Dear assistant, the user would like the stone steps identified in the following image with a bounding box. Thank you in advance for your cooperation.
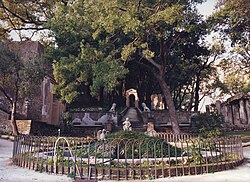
[121,107,145,131]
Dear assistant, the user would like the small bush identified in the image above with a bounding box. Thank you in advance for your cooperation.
[107,130,181,158]
[191,112,225,137]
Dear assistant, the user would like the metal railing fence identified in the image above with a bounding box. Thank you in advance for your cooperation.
[12,133,243,180]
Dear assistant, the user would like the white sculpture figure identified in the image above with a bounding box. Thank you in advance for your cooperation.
[97,114,108,124]
[72,117,82,125]
[144,122,157,137]
[142,102,150,112]
[82,112,96,125]
[97,129,107,141]
[109,103,116,112]
[123,117,132,131]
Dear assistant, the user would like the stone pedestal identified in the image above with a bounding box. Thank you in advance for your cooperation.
[105,120,113,132]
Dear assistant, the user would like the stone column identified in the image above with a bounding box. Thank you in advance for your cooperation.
[232,104,240,127]
[216,100,221,114]
[246,99,250,126]
[239,100,247,124]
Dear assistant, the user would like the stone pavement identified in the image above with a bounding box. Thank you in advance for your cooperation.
[0,138,73,182]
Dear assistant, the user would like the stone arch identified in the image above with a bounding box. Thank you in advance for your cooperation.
[126,89,139,108]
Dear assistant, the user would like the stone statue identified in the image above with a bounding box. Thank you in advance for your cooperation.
[123,117,132,131]
[82,113,96,125]
[97,129,107,141]
[142,102,150,112]
[109,103,116,112]
[144,122,157,137]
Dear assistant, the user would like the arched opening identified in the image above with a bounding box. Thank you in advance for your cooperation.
[129,94,135,107]
[126,88,139,108]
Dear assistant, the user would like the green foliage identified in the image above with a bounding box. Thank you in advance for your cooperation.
[191,112,225,137]
[0,130,8,135]
[47,1,129,104]
[60,112,73,134]
[182,142,204,164]
[35,165,44,173]
[107,131,181,158]
[91,59,128,96]
[0,0,63,40]
[209,0,250,98]
[107,130,148,140]
[47,0,211,113]
[0,43,44,134]
[67,171,76,179]
[0,43,44,101]
[210,0,249,46]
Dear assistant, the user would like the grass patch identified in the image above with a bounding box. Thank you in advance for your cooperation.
[224,130,250,142]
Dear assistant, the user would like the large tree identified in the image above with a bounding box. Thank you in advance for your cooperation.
[209,0,250,96]
[0,42,44,135]
[48,0,209,134]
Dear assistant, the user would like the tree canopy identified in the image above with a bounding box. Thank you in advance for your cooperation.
[0,0,67,40]
[46,0,211,133]
[209,0,250,96]
[2,0,250,134]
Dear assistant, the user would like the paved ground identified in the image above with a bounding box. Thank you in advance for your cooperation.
[0,138,250,182]
[0,139,73,182]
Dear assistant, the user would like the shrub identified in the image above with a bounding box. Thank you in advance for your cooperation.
[191,112,225,137]
[106,130,181,158]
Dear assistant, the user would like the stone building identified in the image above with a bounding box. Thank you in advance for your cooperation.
[216,93,250,130]
[0,41,65,134]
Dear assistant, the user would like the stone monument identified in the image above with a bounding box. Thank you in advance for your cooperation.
[109,103,116,113]
[144,122,157,137]
[142,102,150,112]
[97,129,107,141]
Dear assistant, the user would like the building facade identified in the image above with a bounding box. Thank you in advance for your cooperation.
[0,41,64,133]
[217,93,250,130]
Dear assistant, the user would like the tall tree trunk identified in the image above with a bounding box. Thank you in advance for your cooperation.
[10,100,19,136]
[194,74,200,112]
[187,81,195,112]
[157,73,180,134]
[141,37,181,134]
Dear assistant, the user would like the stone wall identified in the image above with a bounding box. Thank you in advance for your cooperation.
[8,40,44,61]
[150,110,191,126]
[0,111,11,134]
[217,93,250,130]
[5,41,65,127]
[41,76,65,126]
[16,120,32,135]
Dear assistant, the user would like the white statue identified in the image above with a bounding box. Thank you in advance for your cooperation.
[109,103,116,112]
[144,122,157,137]
[72,117,82,125]
[142,102,150,112]
[123,117,132,131]
[97,129,107,141]
[82,113,96,125]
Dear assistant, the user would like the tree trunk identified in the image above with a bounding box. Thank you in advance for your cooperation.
[187,81,195,112]
[194,74,200,112]
[10,100,19,136]
[157,74,180,134]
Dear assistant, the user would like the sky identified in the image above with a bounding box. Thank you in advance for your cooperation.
[197,0,217,17]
